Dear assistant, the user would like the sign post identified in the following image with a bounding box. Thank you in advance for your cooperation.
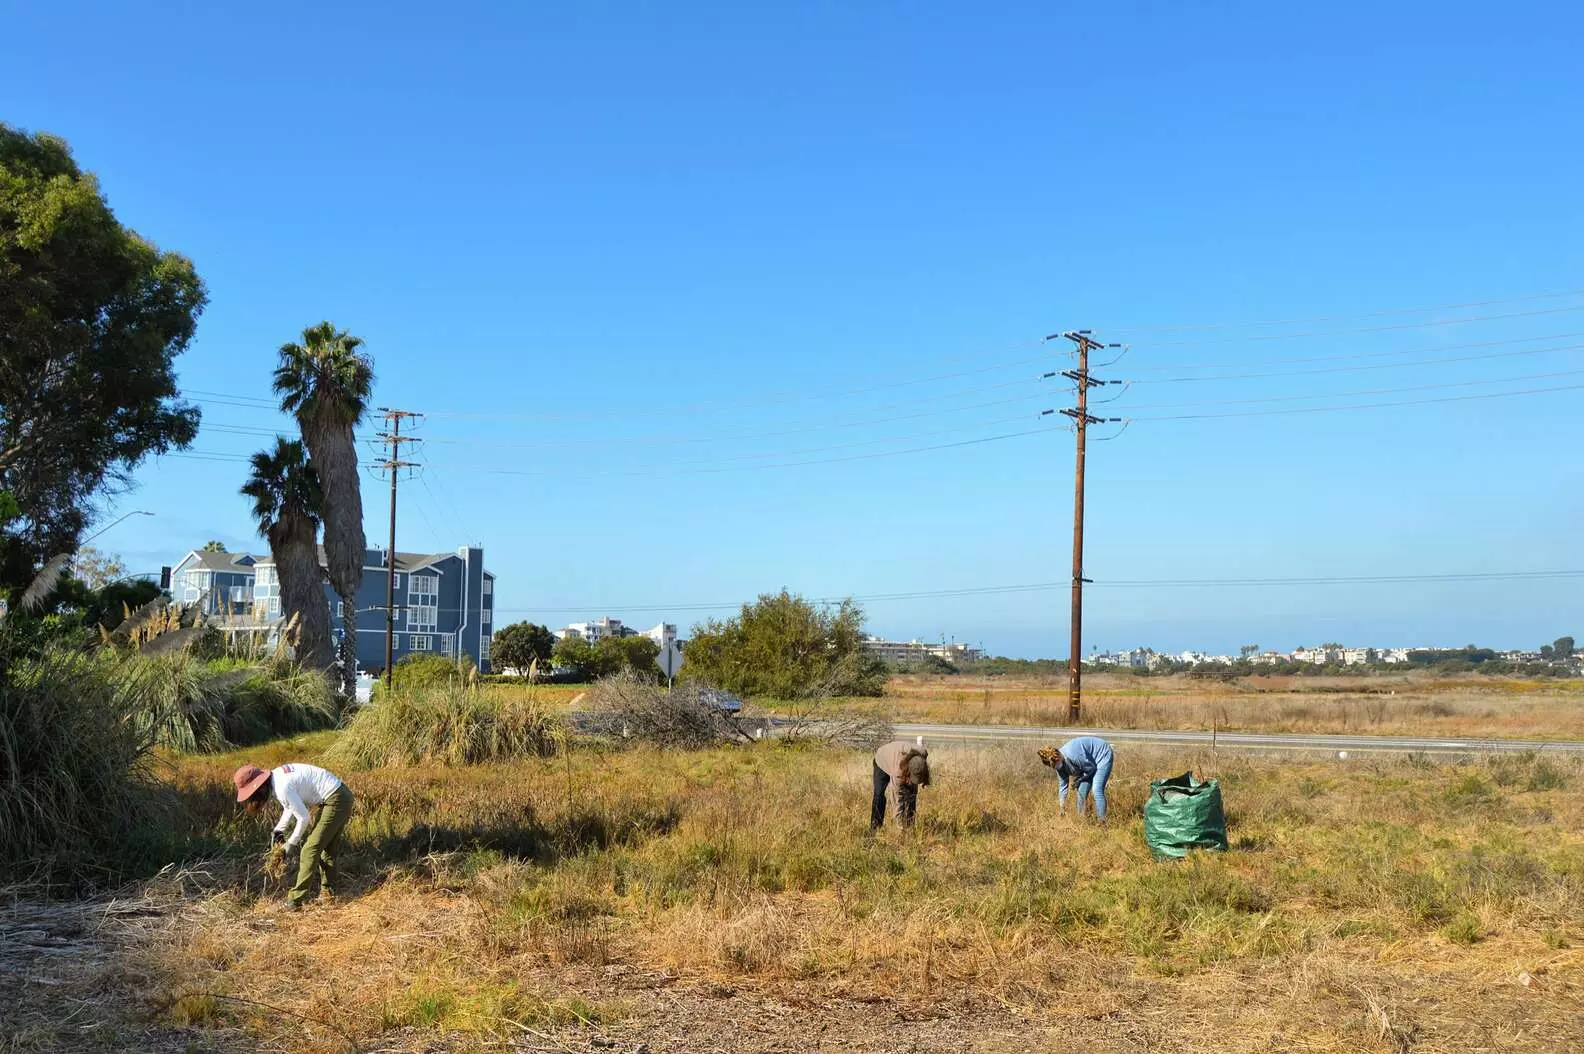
[655,642,683,688]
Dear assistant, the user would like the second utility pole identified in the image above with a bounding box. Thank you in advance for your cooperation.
[1048,331,1120,723]
[376,408,423,686]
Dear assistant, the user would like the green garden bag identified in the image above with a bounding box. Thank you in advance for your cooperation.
[1143,772,1229,859]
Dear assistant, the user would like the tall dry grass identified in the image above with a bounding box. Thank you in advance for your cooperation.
[0,649,163,883]
[327,682,563,768]
[884,672,1584,738]
[142,737,1584,1051]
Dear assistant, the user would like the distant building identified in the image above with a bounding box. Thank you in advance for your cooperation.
[643,623,680,650]
[178,545,495,672]
[860,636,983,665]
[170,549,258,617]
[556,617,636,643]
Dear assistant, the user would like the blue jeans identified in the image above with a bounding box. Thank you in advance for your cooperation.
[1073,750,1114,820]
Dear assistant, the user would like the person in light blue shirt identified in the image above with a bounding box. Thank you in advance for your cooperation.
[1038,736,1115,821]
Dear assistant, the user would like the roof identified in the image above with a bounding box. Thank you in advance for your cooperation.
[249,548,458,572]
[182,550,257,572]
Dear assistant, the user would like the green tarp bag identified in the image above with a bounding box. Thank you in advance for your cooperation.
[1144,772,1229,859]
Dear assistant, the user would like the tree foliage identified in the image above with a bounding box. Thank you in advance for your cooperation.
[71,546,125,589]
[552,633,661,682]
[200,540,227,553]
[0,124,205,595]
[492,621,556,674]
[683,590,887,698]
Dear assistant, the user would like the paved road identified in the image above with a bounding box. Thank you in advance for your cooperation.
[892,722,1584,757]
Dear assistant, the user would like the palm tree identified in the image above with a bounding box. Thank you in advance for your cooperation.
[240,439,334,670]
[274,322,374,696]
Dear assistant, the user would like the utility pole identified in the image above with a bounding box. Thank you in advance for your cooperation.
[1044,331,1122,723]
[375,409,423,686]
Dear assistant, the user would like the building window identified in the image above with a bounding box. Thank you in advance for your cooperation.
[478,637,491,667]
[336,601,345,619]
[482,578,492,596]
[410,634,431,651]
[268,598,281,618]
[482,606,491,625]
[408,574,438,632]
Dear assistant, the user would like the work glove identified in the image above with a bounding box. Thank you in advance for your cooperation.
[270,829,285,847]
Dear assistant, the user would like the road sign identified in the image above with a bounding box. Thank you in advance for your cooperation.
[656,642,683,685]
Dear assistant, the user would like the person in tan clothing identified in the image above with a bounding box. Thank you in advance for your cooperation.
[871,740,931,830]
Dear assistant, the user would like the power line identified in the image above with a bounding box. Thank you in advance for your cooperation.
[1128,381,1584,422]
[1125,303,1584,348]
[163,378,1581,475]
[390,568,1584,617]
[1121,330,1584,373]
[1125,340,1584,384]
[1103,286,1584,334]
[1119,367,1584,411]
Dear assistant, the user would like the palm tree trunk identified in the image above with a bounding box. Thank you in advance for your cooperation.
[305,424,364,699]
[337,586,359,700]
[279,531,333,670]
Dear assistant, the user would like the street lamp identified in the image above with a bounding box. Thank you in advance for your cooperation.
[79,510,153,548]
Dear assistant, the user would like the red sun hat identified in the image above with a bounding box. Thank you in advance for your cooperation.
[233,764,272,802]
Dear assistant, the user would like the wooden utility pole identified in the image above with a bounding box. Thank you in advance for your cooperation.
[1046,331,1121,722]
[375,409,423,686]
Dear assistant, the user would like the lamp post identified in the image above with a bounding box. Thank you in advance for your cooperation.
[80,510,153,548]
[73,510,154,580]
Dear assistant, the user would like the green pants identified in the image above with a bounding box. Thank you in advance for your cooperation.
[287,785,353,906]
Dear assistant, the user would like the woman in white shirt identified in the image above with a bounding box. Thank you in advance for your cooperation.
[233,761,355,909]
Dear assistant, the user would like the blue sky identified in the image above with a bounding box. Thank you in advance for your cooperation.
[5,2,1581,657]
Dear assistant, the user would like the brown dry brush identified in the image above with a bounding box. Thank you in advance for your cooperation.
[584,669,892,750]
[584,670,753,748]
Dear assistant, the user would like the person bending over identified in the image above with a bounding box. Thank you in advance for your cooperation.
[871,740,931,831]
[1038,735,1114,821]
[234,761,354,909]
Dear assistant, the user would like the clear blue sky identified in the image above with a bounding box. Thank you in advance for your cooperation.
[6,2,1581,657]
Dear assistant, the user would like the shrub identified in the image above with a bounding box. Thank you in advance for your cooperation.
[385,652,478,692]
[0,649,164,882]
[682,591,888,698]
[328,683,564,768]
[117,653,336,753]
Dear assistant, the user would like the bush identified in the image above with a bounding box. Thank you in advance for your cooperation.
[683,591,887,698]
[553,634,659,683]
[385,652,479,692]
[117,652,337,753]
[328,683,564,768]
[0,648,164,883]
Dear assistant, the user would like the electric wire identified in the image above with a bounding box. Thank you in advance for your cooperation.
[1104,286,1584,334]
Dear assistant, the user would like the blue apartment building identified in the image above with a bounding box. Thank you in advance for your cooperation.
[169,550,259,617]
[186,545,495,673]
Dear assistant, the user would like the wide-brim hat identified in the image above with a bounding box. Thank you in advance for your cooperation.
[233,764,271,802]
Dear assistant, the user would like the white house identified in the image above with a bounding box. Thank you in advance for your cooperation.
[557,617,634,643]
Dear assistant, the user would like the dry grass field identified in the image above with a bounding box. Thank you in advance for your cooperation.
[6,731,1582,1053]
[884,672,1584,739]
